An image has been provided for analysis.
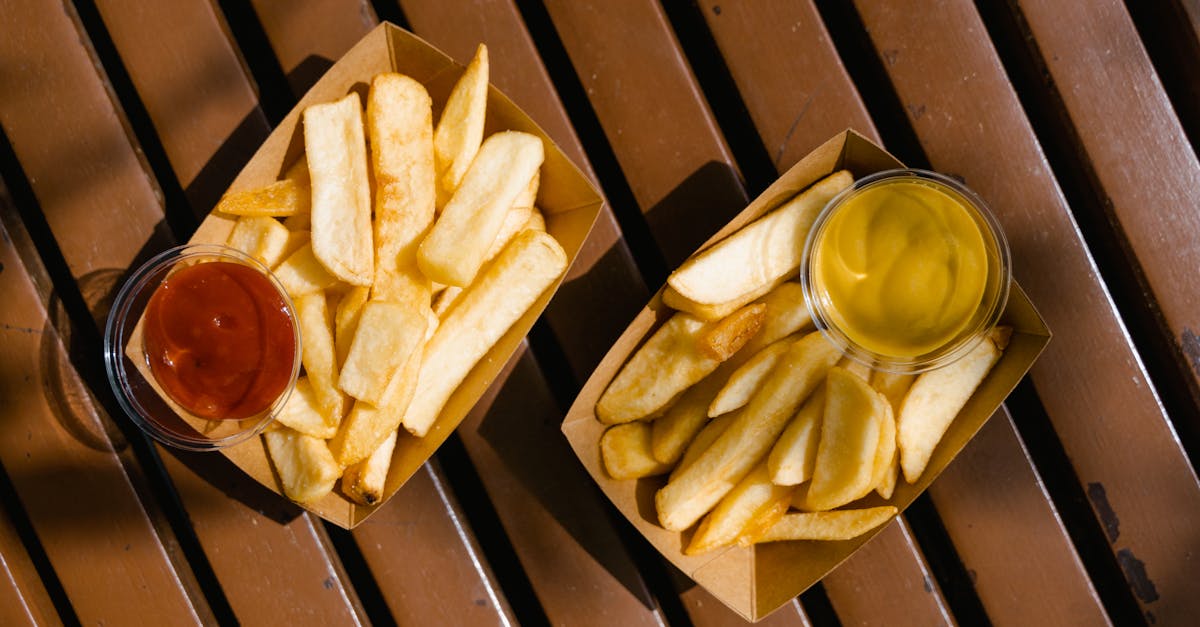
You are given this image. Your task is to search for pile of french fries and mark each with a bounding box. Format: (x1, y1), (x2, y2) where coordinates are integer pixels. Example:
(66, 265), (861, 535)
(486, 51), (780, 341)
(596, 171), (1010, 555)
(216, 45), (567, 506)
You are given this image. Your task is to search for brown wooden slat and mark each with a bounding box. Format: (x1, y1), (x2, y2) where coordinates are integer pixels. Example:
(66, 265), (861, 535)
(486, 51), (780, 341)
(701, 2), (1106, 623)
(459, 344), (667, 626)
(398, 0), (650, 376)
(1015, 0), (1200, 408)
(852, 1), (1200, 623)
(3, 0), (367, 622)
(0, 482), (60, 626)
(0, 204), (201, 624)
(247, 0), (378, 94)
(543, 0), (748, 268)
(930, 409), (1110, 626)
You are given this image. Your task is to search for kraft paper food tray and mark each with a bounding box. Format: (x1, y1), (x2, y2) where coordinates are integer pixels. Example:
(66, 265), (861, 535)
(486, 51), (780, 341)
(562, 130), (1050, 621)
(128, 23), (604, 528)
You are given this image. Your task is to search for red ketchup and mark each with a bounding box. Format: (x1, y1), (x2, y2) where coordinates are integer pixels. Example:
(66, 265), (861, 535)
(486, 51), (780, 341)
(143, 261), (296, 420)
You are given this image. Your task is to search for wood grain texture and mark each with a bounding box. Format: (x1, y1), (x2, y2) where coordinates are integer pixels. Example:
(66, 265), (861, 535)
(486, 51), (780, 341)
(0, 206), (202, 624)
(248, 0), (378, 93)
(398, 0), (649, 377)
(1015, 0), (1200, 402)
(853, 1), (1200, 623)
(458, 345), (667, 627)
(543, 0), (748, 267)
(930, 410), (1110, 626)
(0, 479), (61, 626)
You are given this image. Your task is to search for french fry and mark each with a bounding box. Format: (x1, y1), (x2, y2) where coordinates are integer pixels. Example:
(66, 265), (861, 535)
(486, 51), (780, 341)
(767, 387), (825, 486)
(865, 401), (896, 498)
(806, 367), (886, 511)
(686, 462), (793, 555)
(511, 170), (539, 209)
(483, 205), (534, 263)
(650, 376), (724, 465)
(341, 430), (398, 506)
(215, 178), (309, 217)
(898, 328), (1008, 482)
(434, 44), (488, 209)
(600, 422), (671, 480)
(368, 73), (436, 306)
(339, 301), (428, 405)
(295, 291), (345, 423)
(334, 285), (370, 369)
(275, 377), (337, 439)
(274, 242), (339, 300)
(262, 228), (309, 270)
(305, 92), (374, 285)
(419, 131), (545, 286)
(431, 285), (463, 319)
(670, 412), (734, 481)
(699, 303), (765, 360)
(524, 207), (546, 233)
(662, 280), (778, 322)
(597, 312), (726, 425)
(749, 506), (898, 543)
(666, 170), (852, 308)
(264, 427), (340, 504)
(329, 345), (423, 467)
(837, 357), (872, 382)
(871, 371), (914, 499)
(403, 230), (567, 437)
(227, 216), (291, 266)
(741, 282), (813, 354)
(655, 332), (840, 531)
(709, 335), (795, 417)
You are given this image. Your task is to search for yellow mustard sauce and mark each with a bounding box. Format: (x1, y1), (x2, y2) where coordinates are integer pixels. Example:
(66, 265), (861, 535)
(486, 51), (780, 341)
(812, 180), (988, 357)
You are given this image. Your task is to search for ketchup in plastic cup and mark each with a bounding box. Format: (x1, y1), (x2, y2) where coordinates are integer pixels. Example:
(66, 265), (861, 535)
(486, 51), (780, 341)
(105, 244), (301, 451)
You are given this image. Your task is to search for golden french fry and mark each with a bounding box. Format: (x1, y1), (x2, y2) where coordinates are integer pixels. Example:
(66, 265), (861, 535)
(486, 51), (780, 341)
(431, 285), (462, 319)
(403, 230), (567, 437)
(597, 312), (727, 425)
(215, 178), (309, 217)
(275, 377), (337, 439)
(511, 169), (539, 209)
(339, 302), (428, 405)
(806, 367), (886, 511)
(709, 335), (795, 417)
(600, 422), (671, 480)
(666, 171), (853, 307)
(524, 207), (546, 232)
(700, 302), (765, 360)
(334, 285), (370, 369)
(341, 430), (398, 506)
(870, 371), (912, 499)
(662, 280), (779, 322)
(295, 291), (345, 423)
(742, 282), (813, 354)
(419, 131), (545, 286)
(227, 216), (290, 265)
(898, 328), (1007, 482)
(686, 462), (793, 555)
(655, 332), (840, 531)
(767, 387), (825, 486)
(434, 43), (488, 209)
(650, 376), (724, 465)
(670, 412), (734, 481)
(329, 345), (423, 467)
(368, 73), (436, 305)
(483, 205), (534, 263)
(305, 92), (374, 285)
(866, 401), (897, 497)
(750, 506), (898, 543)
(273, 242), (338, 299)
(264, 427), (340, 504)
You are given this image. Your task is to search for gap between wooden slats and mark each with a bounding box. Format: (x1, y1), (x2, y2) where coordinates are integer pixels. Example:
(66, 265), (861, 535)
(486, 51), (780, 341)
(850, 1), (1200, 624)
(698, 1), (1109, 624)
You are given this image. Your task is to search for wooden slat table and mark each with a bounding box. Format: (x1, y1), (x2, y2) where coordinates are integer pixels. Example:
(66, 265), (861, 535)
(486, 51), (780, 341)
(1, 1), (1196, 625)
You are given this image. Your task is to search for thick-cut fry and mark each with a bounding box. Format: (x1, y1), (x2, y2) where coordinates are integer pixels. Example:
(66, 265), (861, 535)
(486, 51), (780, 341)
(419, 131), (545, 286)
(662, 280), (778, 322)
(767, 388), (826, 486)
(511, 170), (539, 209)
(329, 345), (423, 467)
(403, 230), (567, 437)
(597, 312), (726, 425)
(275, 377), (337, 439)
(898, 328), (1007, 482)
(305, 92), (374, 285)
(339, 301), (428, 405)
(227, 216), (290, 265)
(670, 413), (734, 481)
(264, 427), (340, 503)
(216, 178), (309, 217)
(750, 506), (898, 543)
(334, 285), (370, 369)
(709, 335), (795, 417)
(866, 401), (896, 497)
(870, 371), (913, 499)
(650, 375), (724, 465)
(431, 285), (463, 319)
(341, 430), (398, 506)
(483, 205), (534, 262)
(699, 302), (765, 360)
(434, 44), (488, 209)
(263, 229), (309, 270)
(524, 208), (546, 232)
(600, 422), (671, 480)
(686, 462), (793, 555)
(274, 242), (340, 300)
(656, 332), (840, 531)
(295, 291), (345, 423)
(742, 282), (813, 354)
(368, 73), (436, 305)
(666, 170), (852, 308)
(806, 368), (886, 511)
